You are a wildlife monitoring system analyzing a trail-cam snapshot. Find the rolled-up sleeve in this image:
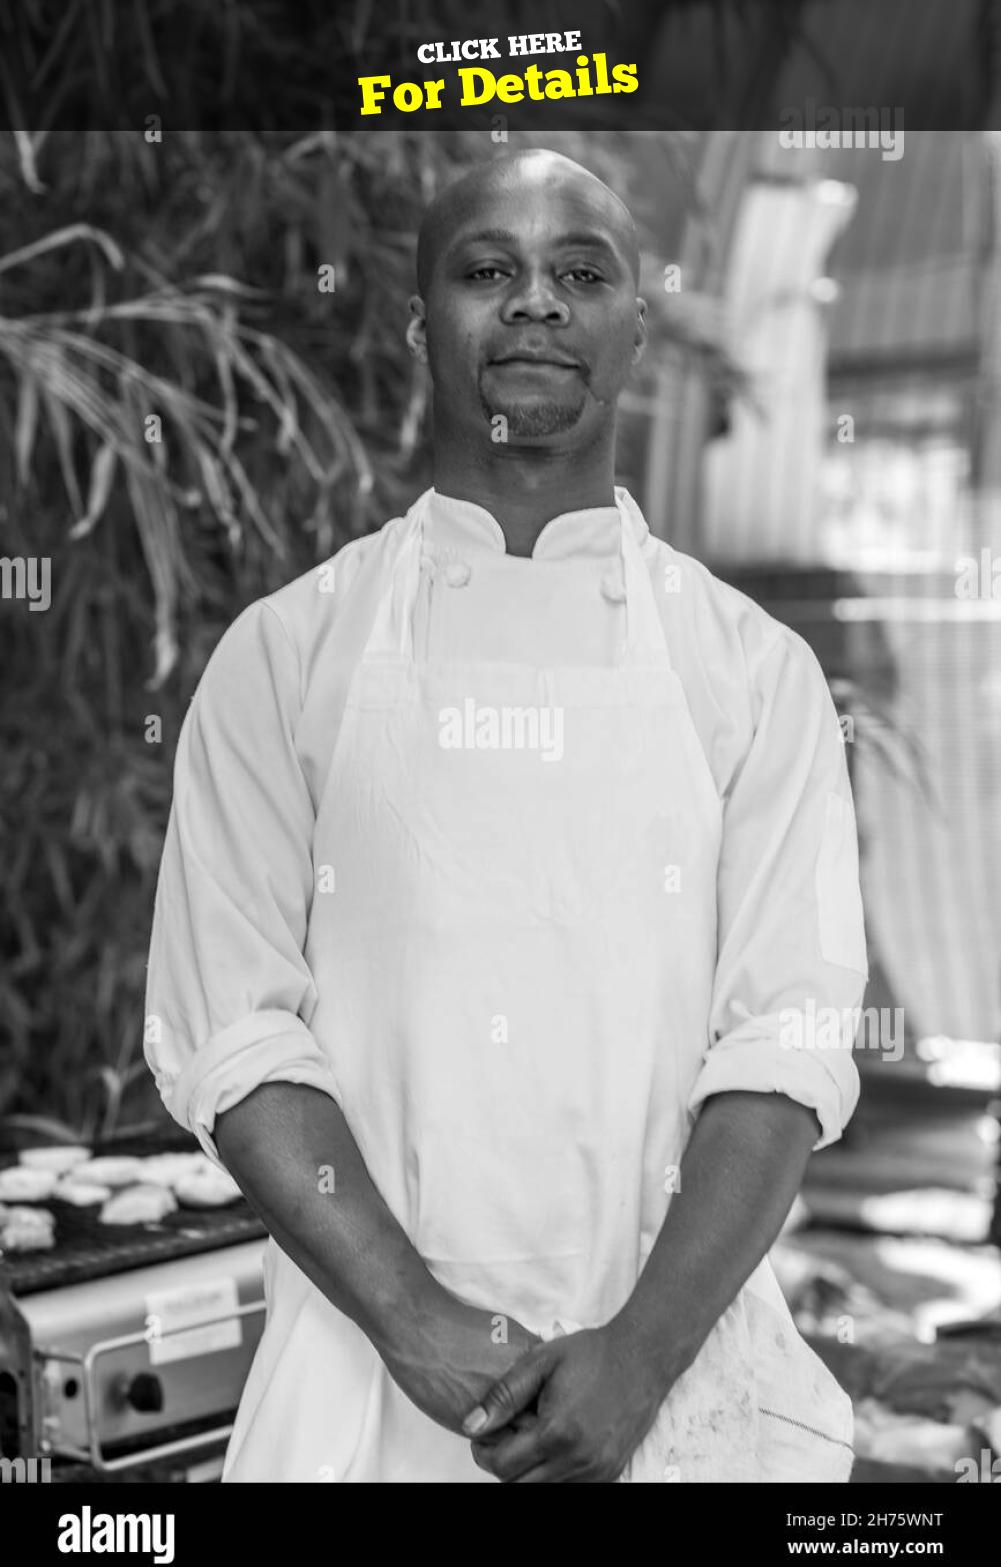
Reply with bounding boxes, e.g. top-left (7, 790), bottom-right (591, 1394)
top-left (144, 600), bottom-right (339, 1162)
top-left (688, 627), bottom-right (867, 1149)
